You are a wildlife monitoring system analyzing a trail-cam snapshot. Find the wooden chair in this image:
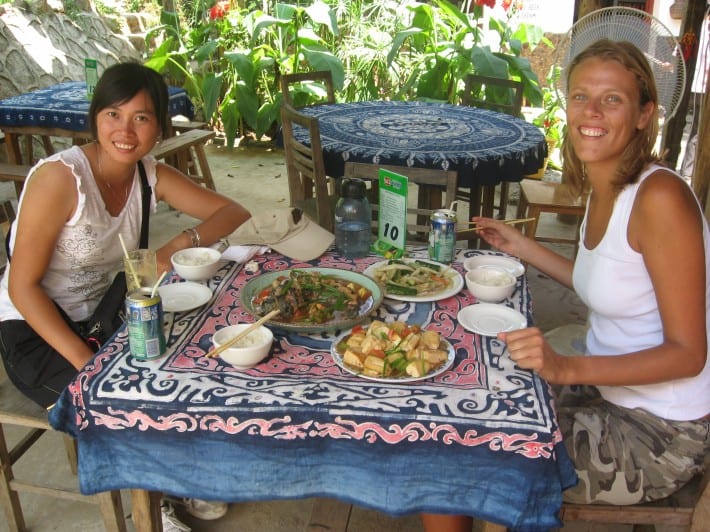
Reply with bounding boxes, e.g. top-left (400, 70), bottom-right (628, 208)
top-left (516, 180), bottom-right (586, 257)
top-left (459, 74), bottom-right (525, 220)
top-left (343, 162), bottom-right (458, 241)
top-left (280, 104), bottom-right (335, 232)
top-left (0, 360), bottom-right (127, 532)
top-left (344, 162), bottom-right (457, 240)
top-left (280, 71), bottom-right (336, 109)
top-left (560, 456), bottom-right (710, 531)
